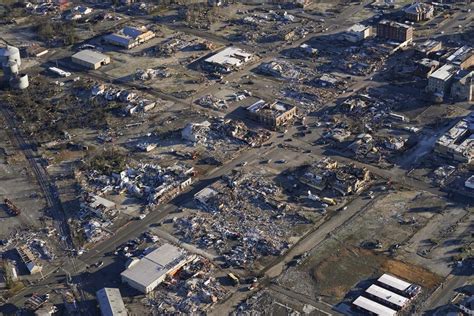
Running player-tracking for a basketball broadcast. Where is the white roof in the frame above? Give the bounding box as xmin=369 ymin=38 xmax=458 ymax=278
xmin=353 ymin=296 xmax=397 ymax=316
xmin=429 ymin=64 xmax=457 ymax=81
xmin=366 ymin=284 xmax=409 ymax=307
xmin=121 ymin=243 xmax=187 ymax=289
xmin=96 ymin=288 xmax=127 ymax=316
xmin=72 ymin=49 xmax=109 ymax=64
xmin=205 ymin=47 xmax=252 ymax=67
xmin=90 ymin=195 xmax=116 ymax=209
xmin=348 ymin=24 xmax=369 ymax=33
xmin=378 ymin=273 xmax=412 ymax=292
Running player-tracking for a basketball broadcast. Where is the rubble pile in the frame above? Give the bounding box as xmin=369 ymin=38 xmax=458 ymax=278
xmin=195 ymin=95 xmax=227 ymax=110
xmin=146 ymin=258 xmax=227 ymax=314
xmin=146 ymin=34 xmax=213 ymax=57
xmin=174 ymin=172 xmax=311 ymax=268
xmin=182 ymin=118 xmax=271 ymax=150
xmin=299 ymin=158 xmax=372 ymax=197
xmin=83 ymin=162 xmax=194 ymax=206
xmin=258 ymin=60 xmax=314 ymax=81
xmin=135 ymin=67 xmax=171 ymax=81
xmin=90 ymin=83 xmax=158 ymax=115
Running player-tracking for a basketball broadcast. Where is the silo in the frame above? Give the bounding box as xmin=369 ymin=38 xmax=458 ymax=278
xmin=10 ymin=74 xmax=29 ymax=90
xmin=3 ymin=60 xmax=19 ymax=78
xmin=0 ymin=45 xmax=21 ymax=67
xmin=17 ymin=74 xmax=29 ymax=90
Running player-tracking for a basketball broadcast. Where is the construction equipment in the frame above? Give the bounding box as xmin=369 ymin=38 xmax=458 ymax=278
xmin=4 ymin=198 xmax=21 ymax=216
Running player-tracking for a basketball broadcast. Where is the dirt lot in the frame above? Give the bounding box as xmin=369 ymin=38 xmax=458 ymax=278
xmin=277 ymin=190 xmax=447 ymax=304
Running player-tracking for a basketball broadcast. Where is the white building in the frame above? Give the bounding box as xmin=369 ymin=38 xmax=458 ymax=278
xmin=435 ymin=112 xmax=474 ymax=164
xmin=121 ymin=244 xmax=195 ymax=293
xmin=427 ymin=64 xmax=458 ymax=96
xmin=343 ymin=24 xmax=372 ymax=42
xmin=352 ymin=296 xmax=397 ymax=316
xmin=204 ymin=47 xmax=252 ymax=73
xmin=72 ymin=50 xmax=111 ymax=70
xmin=96 ymin=288 xmax=127 ymax=316
xmin=365 ymin=284 xmax=409 ymax=310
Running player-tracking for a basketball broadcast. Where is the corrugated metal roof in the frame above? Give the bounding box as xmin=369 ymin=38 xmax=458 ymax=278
xmin=366 ymin=284 xmax=409 ymax=307
xmin=377 ymin=274 xmax=412 ymax=292
xmin=353 ymin=296 xmax=397 ymax=316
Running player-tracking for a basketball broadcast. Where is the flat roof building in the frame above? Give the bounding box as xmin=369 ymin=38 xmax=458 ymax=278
xmin=121 ymin=243 xmax=195 ymax=293
xmin=435 ymin=112 xmax=473 ymax=164
xmin=445 ymin=46 xmax=474 ymax=70
xmin=247 ymin=99 xmax=297 ymax=129
xmin=377 ymin=20 xmax=413 ymax=43
xmin=72 ymin=50 xmax=111 ymax=70
xmin=96 ymin=288 xmax=127 ymax=316
xmin=427 ymin=64 xmax=458 ymax=96
xmin=377 ymin=274 xmax=420 ymax=298
xmin=365 ymin=284 xmax=409 ymax=310
xmin=343 ymin=24 xmax=372 ymax=43
xmin=204 ymin=47 xmax=252 ymax=73
xmin=352 ymin=296 xmax=397 ymax=316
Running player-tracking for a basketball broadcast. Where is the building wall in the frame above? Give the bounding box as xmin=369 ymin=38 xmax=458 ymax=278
xmin=451 ymin=77 xmax=474 ymax=101
xmin=460 ymin=54 xmax=474 ymax=70
xmin=377 ymin=23 xmax=413 ymax=42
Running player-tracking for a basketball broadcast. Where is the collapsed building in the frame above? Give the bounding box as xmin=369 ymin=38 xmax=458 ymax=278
xmin=181 ymin=118 xmax=271 ymax=148
xmin=203 ymin=47 xmax=252 ymax=73
xmin=16 ymin=245 xmax=42 ymax=275
xmin=299 ymin=158 xmax=371 ymax=196
xmin=434 ymin=112 xmax=473 ymax=164
xmin=121 ymin=243 xmax=196 ymax=293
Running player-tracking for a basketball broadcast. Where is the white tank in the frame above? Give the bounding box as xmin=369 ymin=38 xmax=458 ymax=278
xmin=17 ymin=74 xmax=29 ymax=90
xmin=3 ymin=60 xmax=19 ymax=77
xmin=0 ymin=45 xmax=21 ymax=67
xmin=10 ymin=73 xmax=29 ymax=90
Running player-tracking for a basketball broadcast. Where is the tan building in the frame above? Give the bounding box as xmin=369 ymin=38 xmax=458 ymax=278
xmin=451 ymin=70 xmax=474 ymax=102
xmin=404 ymin=2 xmax=434 ymax=22
xmin=377 ymin=20 xmax=413 ymax=43
xmin=71 ymin=50 xmax=111 ymax=70
xmin=247 ymin=99 xmax=297 ymax=129
xmin=104 ymin=26 xmax=155 ymax=49
xmin=445 ymin=46 xmax=474 ymax=70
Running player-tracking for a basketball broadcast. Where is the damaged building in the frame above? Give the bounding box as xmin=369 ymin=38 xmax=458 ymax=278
xmin=246 ymin=99 xmax=297 ymax=129
xmin=203 ymin=47 xmax=252 ymax=73
xmin=434 ymin=112 xmax=473 ymax=164
xmin=299 ymin=159 xmax=371 ymax=196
